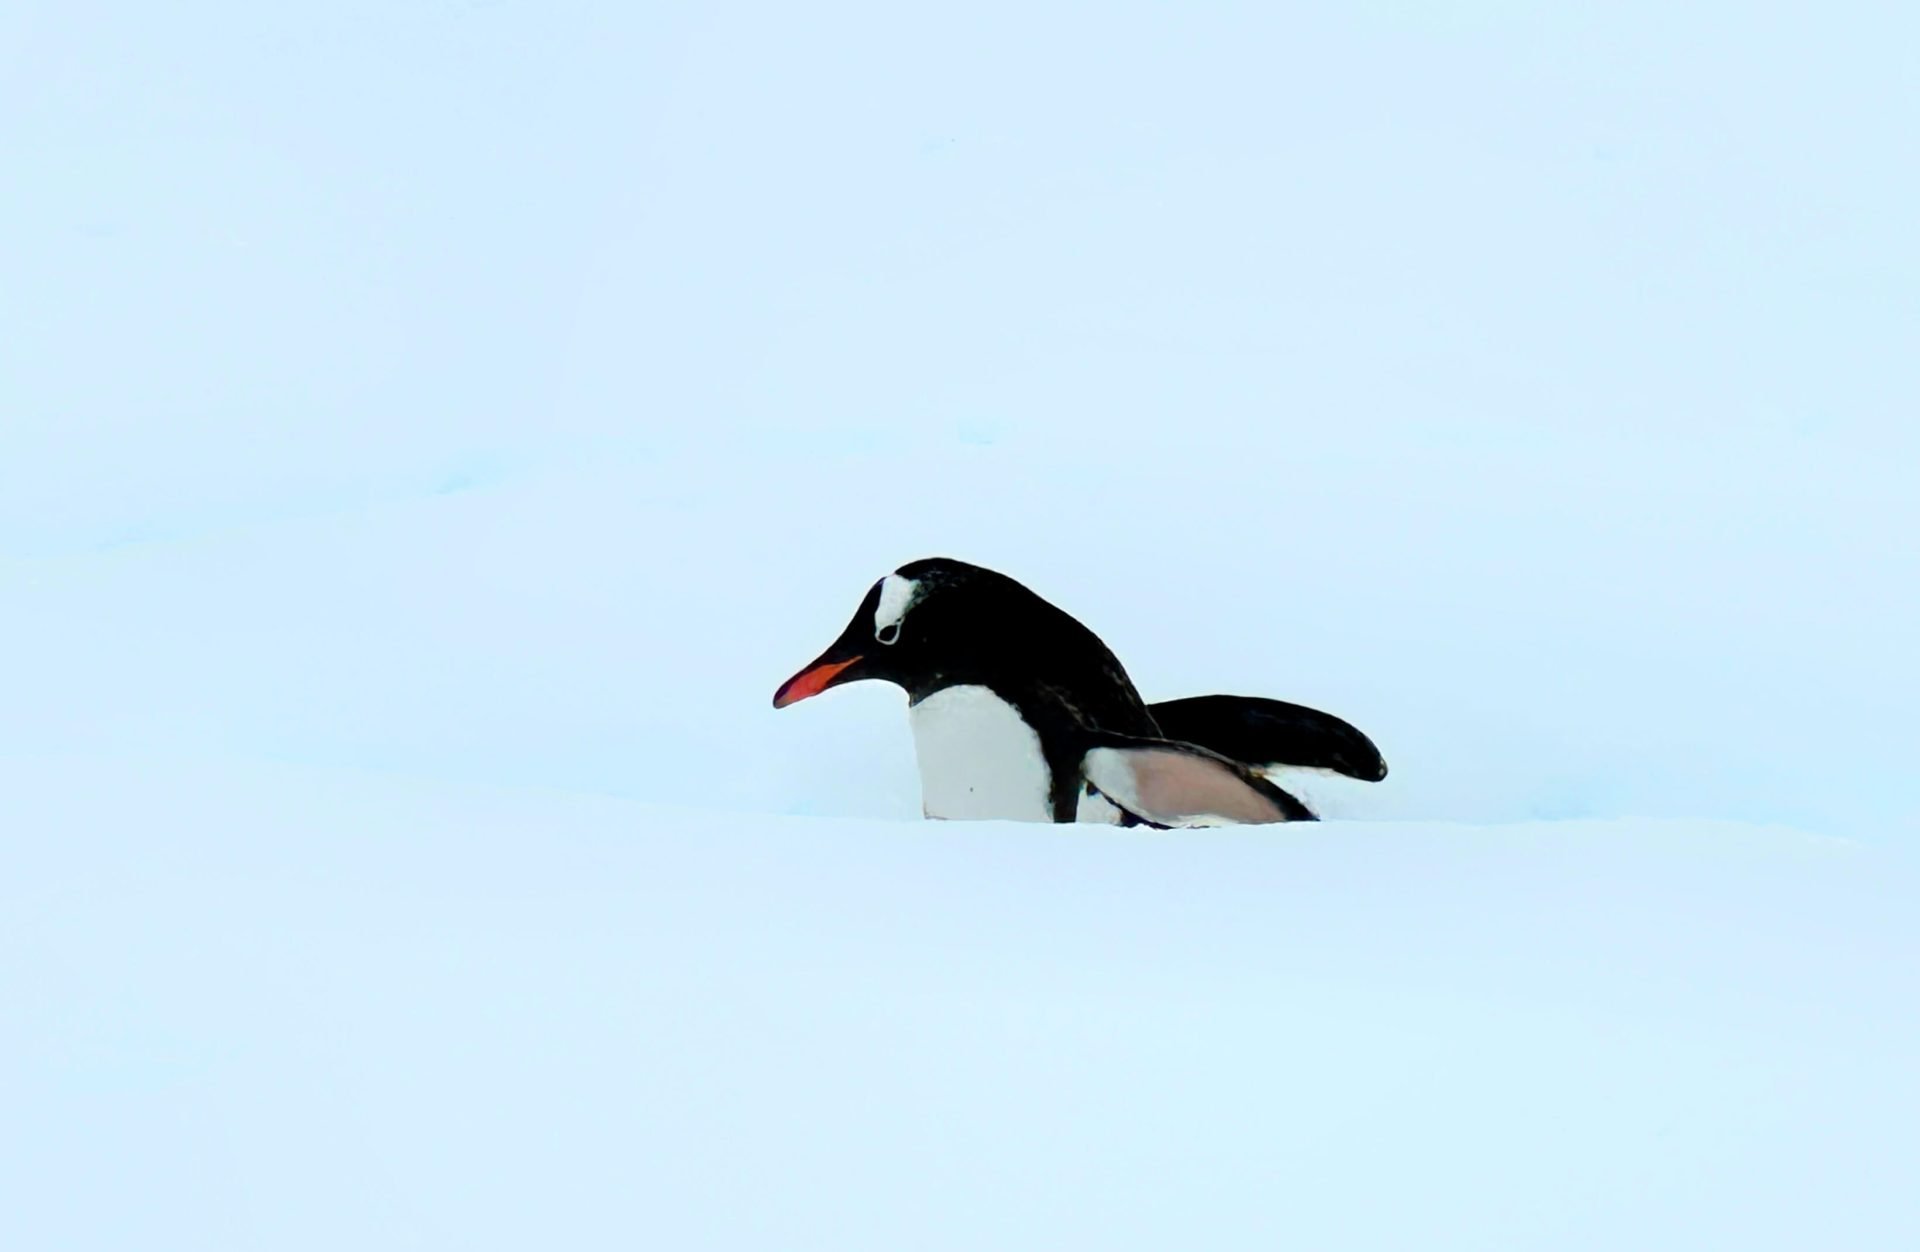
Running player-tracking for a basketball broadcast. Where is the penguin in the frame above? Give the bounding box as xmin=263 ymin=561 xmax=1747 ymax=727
xmin=771 ymin=558 xmax=1386 ymax=827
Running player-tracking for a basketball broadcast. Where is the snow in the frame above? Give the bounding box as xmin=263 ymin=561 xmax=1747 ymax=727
xmin=7 ymin=757 xmax=1916 ymax=1250
xmin=5 ymin=2 xmax=1919 ymax=1248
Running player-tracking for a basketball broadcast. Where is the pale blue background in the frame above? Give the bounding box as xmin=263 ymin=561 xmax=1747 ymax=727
xmin=5 ymin=3 xmax=1916 ymax=834
xmin=7 ymin=3 xmax=1915 ymax=542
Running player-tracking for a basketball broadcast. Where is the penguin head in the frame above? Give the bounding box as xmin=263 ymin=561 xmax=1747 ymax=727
xmin=771 ymin=558 xmax=1012 ymax=708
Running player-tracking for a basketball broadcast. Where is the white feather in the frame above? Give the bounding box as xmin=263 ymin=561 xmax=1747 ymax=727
xmin=1074 ymin=786 xmax=1127 ymax=825
xmin=1257 ymin=764 xmax=1370 ymax=819
xmin=907 ymin=685 xmax=1052 ymax=822
xmin=873 ymin=574 xmax=920 ymax=639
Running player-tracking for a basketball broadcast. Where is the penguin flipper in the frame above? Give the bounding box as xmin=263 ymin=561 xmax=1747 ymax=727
xmin=1079 ymin=734 xmax=1316 ymax=826
xmin=1146 ymin=694 xmax=1388 ymax=782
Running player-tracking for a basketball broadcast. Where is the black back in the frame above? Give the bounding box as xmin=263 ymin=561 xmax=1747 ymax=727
xmin=891 ymin=559 xmax=1157 ymax=730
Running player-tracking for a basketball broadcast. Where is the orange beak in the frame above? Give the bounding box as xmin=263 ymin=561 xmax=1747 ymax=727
xmin=772 ymin=656 xmax=862 ymax=709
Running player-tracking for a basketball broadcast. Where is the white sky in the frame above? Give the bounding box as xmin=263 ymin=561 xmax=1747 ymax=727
xmin=4 ymin=2 xmax=1916 ymax=549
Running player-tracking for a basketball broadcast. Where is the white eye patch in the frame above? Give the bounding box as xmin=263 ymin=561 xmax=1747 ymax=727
xmin=873 ymin=573 xmax=920 ymax=644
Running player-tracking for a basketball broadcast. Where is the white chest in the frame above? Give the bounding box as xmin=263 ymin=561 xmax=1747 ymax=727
xmin=907 ymin=685 xmax=1054 ymax=822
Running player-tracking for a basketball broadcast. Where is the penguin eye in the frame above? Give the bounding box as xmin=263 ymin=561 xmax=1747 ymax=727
xmin=875 ymin=621 xmax=901 ymax=646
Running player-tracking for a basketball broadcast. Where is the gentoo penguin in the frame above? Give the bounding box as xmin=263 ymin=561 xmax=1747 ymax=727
xmin=771 ymin=557 xmax=1386 ymax=827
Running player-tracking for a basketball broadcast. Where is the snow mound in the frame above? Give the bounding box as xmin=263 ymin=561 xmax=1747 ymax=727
xmin=5 ymin=756 xmax=1913 ymax=1251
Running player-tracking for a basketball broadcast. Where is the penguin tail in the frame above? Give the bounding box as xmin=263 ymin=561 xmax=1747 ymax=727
xmin=1146 ymin=694 xmax=1387 ymax=783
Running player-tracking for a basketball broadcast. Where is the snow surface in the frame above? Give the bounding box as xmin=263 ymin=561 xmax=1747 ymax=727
xmin=7 ymin=752 xmax=1912 ymax=1252
xmin=7 ymin=757 xmax=1917 ymax=1251
xmin=5 ymin=3 xmax=1919 ymax=1249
